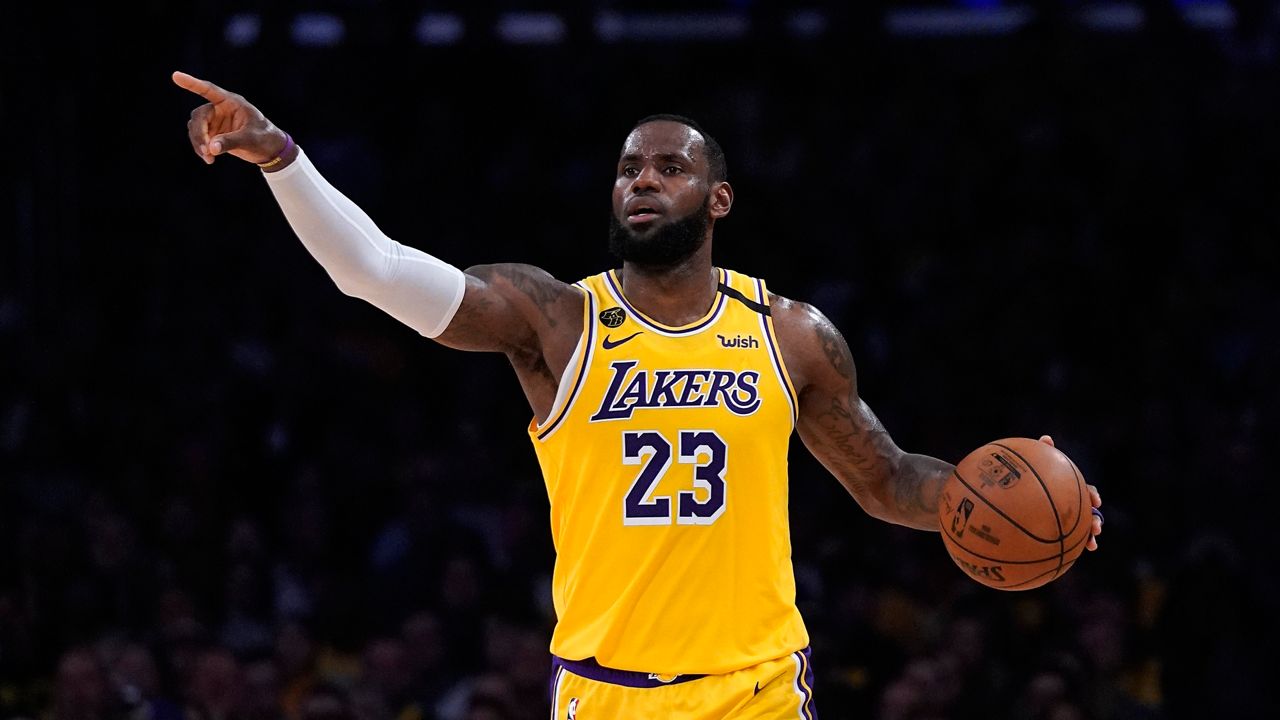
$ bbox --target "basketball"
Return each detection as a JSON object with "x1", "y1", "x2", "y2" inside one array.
[{"x1": 938, "y1": 438, "x2": 1090, "y2": 591}]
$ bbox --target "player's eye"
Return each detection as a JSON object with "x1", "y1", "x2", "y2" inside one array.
[
  {"x1": 622, "y1": 166, "x2": 639, "y2": 177},
  {"x1": 663, "y1": 166, "x2": 683, "y2": 175}
]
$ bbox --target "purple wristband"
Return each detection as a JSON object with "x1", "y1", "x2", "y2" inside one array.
[{"x1": 257, "y1": 133, "x2": 294, "y2": 169}]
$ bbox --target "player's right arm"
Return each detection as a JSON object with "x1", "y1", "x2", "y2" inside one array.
[{"x1": 173, "y1": 71, "x2": 580, "y2": 359}]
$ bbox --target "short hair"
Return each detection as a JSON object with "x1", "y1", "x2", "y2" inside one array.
[{"x1": 633, "y1": 114, "x2": 727, "y2": 183}]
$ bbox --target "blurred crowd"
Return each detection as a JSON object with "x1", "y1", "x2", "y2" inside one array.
[{"x1": 4, "y1": 2, "x2": 1279, "y2": 719}]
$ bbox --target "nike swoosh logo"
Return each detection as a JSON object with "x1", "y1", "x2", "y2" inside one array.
[
  {"x1": 754, "y1": 681, "x2": 762, "y2": 696},
  {"x1": 602, "y1": 331, "x2": 643, "y2": 349}
]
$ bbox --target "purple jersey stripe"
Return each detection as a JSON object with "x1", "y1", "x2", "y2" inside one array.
[
  {"x1": 548, "y1": 665, "x2": 565, "y2": 720},
  {"x1": 793, "y1": 647, "x2": 818, "y2": 719},
  {"x1": 755, "y1": 278, "x2": 798, "y2": 425},
  {"x1": 548, "y1": 664, "x2": 561, "y2": 706},
  {"x1": 552, "y1": 655, "x2": 706, "y2": 689}
]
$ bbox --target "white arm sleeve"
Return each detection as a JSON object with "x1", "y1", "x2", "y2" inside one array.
[{"x1": 262, "y1": 149, "x2": 466, "y2": 338}]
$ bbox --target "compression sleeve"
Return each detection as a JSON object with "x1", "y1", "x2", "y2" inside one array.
[{"x1": 262, "y1": 148, "x2": 466, "y2": 338}]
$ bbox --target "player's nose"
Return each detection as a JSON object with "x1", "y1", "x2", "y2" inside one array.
[{"x1": 630, "y1": 164, "x2": 662, "y2": 193}]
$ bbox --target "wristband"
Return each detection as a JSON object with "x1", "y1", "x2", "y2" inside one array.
[{"x1": 257, "y1": 133, "x2": 294, "y2": 169}]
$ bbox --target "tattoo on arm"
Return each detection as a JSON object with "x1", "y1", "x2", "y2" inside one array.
[
  {"x1": 798, "y1": 306, "x2": 949, "y2": 530},
  {"x1": 892, "y1": 452, "x2": 951, "y2": 522},
  {"x1": 441, "y1": 275, "x2": 501, "y2": 345},
  {"x1": 436, "y1": 263, "x2": 574, "y2": 353},
  {"x1": 817, "y1": 315, "x2": 854, "y2": 381},
  {"x1": 499, "y1": 264, "x2": 565, "y2": 329},
  {"x1": 807, "y1": 314, "x2": 896, "y2": 490}
]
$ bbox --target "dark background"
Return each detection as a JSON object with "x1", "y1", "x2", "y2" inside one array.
[{"x1": 3, "y1": 1, "x2": 1278, "y2": 719}]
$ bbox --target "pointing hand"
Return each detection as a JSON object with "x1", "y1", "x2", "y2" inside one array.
[{"x1": 173, "y1": 71, "x2": 289, "y2": 166}]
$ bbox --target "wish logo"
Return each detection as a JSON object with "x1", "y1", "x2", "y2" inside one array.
[{"x1": 717, "y1": 334, "x2": 759, "y2": 349}]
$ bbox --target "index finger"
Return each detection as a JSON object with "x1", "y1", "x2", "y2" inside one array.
[{"x1": 172, "y1": 71, "x2": 230, "y2": 103}]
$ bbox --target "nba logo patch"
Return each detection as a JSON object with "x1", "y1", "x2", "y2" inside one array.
[{"x1": 566, "y1": 697, "x2": 579, "y2": 719}]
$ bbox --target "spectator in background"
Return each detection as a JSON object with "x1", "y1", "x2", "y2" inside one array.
[
  {"x1": 1157, "y1": 533, "x2": 1273, "y2": 720},
  {"x1": 437, "y1": 673, "x2": 515, "y2": 720},
  {"x1": 399, "y1": 610, "x2": 451, "y2": 712},
  {"x1": 276, "y1": 620, "x2": 320, "y2": 720},
  {"x1": 155, "y1": 612, "x2": 211, "y2": 711},
  {"x1": 240, "y1": 654, "x2": 284, "y2": 720},
  {"x1": 49, "y1": 647, "x2": 110, "y2": 720},
  {"x1": 297, "y1": 683, "x2": 356, "y2": 720},
  {"x1": 878, "y1": 652, "x2": 963, "y2": 720},
  {"x1": 184, "y1": 647, "x2": 242, "y2": 720},
  {"x1": 220, "y1": 562, "x2": 276, "y2": 658},
  {"x1": 1010, "y1": 652, "x2": 1090, "y2": 720},
  {"x1": 355, "y1": 637, "x2": 422, "y2": 720},
  {"x1": 367, "y1": 480, "x2": 491, "y2": 631},
  {"x1": 110, "y1": 642, "x2": 184, "y2": 720}
]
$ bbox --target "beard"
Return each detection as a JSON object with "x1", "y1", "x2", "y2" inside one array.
[{"x1": 608, "y1": 194, "x2": 711, "y2": 269}]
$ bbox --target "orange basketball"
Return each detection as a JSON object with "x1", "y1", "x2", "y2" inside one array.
[{"x1": 938, "y1": 437, "x2": 1090, "y2": 590}]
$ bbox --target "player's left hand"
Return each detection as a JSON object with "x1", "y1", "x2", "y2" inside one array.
[{"x1": 1038, "y1": 435, "x2": 1102, "y2": 551}]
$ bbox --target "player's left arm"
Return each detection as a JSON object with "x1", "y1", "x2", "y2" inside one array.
[{"x1": 774, "y1": 297, "x2": 1103, "y2": 545}]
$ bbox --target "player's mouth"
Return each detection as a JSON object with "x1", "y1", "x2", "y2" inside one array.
[{"x1": 626, "y1": 204, "x2": 663, "y2": 225}]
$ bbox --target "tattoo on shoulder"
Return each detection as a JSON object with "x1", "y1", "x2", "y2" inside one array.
[
  {"x1": 469, "y1": 263, "x2": 574, "y2": 329},
  {"x1": 499, "y1": 264, "x2": 569, "y2": 326},
  {"x1": 810, "y1": 307, "x2": 855, "y2": 382}
]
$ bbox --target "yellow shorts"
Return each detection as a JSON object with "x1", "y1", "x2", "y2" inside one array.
[{"x1": 548, "y1": 648, "x2": 817, "y2": 720}]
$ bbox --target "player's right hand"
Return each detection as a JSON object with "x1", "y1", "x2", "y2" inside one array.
[
  {"x1": 173, "y1": 71, "x2": 288, "y2": 166},
  {"x1": 1040, "y1": 434, "x2": 1102, "y2": 551}
]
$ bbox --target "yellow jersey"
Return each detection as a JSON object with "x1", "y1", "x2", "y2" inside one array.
[{"x1": 528, "y1": 267, "x2": 809, "y2": 675}]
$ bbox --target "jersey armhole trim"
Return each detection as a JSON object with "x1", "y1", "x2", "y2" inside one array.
[
  {"x1": 755, "y1": 278, "x2": 799, "y2": 427},
  {"x1": 532, "y1": 282, "x2": 595, "y2": 441}
]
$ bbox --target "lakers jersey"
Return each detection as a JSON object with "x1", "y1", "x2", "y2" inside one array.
[{"x1": 528, "y1": 267, "x2": 809, "y2": 675}]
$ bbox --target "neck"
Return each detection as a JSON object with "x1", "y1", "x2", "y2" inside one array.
[{"x1": 619, "y1": 242, "x2": 718, "y2": 327}]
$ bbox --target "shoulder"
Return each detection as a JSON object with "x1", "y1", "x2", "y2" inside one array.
[
  {"x1": 769, "y1": 293, "x2": 847, "y2": 352},
  {"x1": 457, "y1": 262, "x2": 586, "y2": 344},
  {"x1": 768, "y1": 292, "x2": 856, "y2": 395},
  {"x1": 465, "y1": 263, "x2": 582, "y2": 298},
  {"x1": 769, "y1": 293, "x2": 825, "y2": 331},
  {"x1": 466, "y1": 262, "x2": 585, "y2": 312}
]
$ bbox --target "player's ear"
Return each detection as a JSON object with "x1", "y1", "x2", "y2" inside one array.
[{"x1": 710, "y1": 181, "x2": 733, "y2": 220}]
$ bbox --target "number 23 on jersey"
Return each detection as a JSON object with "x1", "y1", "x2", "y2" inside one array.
[{"x1": 622, "y1": 429, "x2": 727, "y2": 526}]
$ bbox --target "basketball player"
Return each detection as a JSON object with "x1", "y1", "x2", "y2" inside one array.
[{"x1": 174, "y1": 71, "x2": 1102, "y2": 719}]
